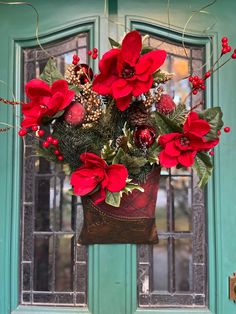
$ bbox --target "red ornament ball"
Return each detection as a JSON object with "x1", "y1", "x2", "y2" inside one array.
[
  {"x1": 18, "y1": 128, "x2": 27, "y2": 137},
  {"x1": 224, "y1": 126, "x2": 231, "y2": 133},
  {"x1": 54, "y1": 149, "x2": 60, "y2": 155},
  {"x1": 64, "y1": 102, "x2": 86, "y2": 126},
  {"x1": 156, "y1": 94, "x2": 176, "y2": 115},
  {"x1": 134, "y1": 125, "x2": 156, "y2": 149},
  {"x1": 74, "y1": 63, "x2": 93, "y2": 84},
  {"x1": 57, "y1": 155, "x2": 64, "y2": 161}
]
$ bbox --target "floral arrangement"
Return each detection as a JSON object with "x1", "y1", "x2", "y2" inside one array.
[{"x1": 2, "y1": 30, "x2": 233, "y2": 208}]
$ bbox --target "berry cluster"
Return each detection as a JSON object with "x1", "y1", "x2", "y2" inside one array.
[
  {"x1": 72, "y1": 55, "x2": 80, "y2": 65},
  {"x1": 221, "y1": 37, "x2": 232, "y2": 55},
  {"x1": 188, "y1": 75, "x2": 206, "y2": 95},
  {"x1": 189, "y1": 36, "x2": 236, "y2": 95},
  {"x1": 18, "y1": 126, "x2": 63, "y2": 161},
  {"x1": 88, "y1": 48, "x2": 98, "y2": 59},
  {"x1": 42, "y1": 136, "x2": 63, "y2": 161}
]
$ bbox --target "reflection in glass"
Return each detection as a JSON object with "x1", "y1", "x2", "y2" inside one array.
[
  {"x1": 21, "y1": 34, "x2": 88, "y2": 306},
  {"x1": 138, "y1": 34, "x2": 207, "y2": 308}
]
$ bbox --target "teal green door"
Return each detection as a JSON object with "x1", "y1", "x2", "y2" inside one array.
[{"x1": 0, "y1": 1, "x2": 236, "y2": 314}]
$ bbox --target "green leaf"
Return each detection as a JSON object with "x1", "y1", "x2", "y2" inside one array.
[
  {"x1": 52, "y1": 110, "x2": 65, "y2": 119},
  {"x1": 69, "y1": 84, "x2": 83, "y2": 94},
  {"x1": 112, "y1": 147, "x2": 125, "y2": 164},
  {"x1": 40, "y1": 58, "x2": 64, "y2": 85},
  {"x1": 121, "y1": 181, "x2": 144, "y2": 195},
  {"x1": 105, "y1": 180, "x2": 145, "y2": 207},
  {"x1": 168, "y1": 104, "x2": 188, "y2": 125},
  {"x1": 154, "y1": 111, "x2": 183, "y2": 134},
  {"x1": 101, "y1": 141, "x2": 117, "y2": 164},
  {"x1": 153, "y1": 70, "x2": 173, "y2": 83},
  {"x1": 105, "y1": 191, "x2": 121, "y2": 207},
  {"x1": 198, "y1": 107, "x2": 223, "y2": 140},
  {"x1": 141, "y1": 45, "x2": 153, "y2": 55},
  {"x1": 108, "y1": 37, "x2": 121, "y2": 48},
  {"x1": 193, "y1": 151, "x2": 213, "y2": 188},
  {"x1": 147, "y1": 143, "x2": 161, "y2": 165}
]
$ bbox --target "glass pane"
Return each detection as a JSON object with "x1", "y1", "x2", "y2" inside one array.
[
  {"x1": 20, "y1": 33, "x2": 88, "y2": 306},
  {"x1": 153, "y1": 240, "x2": 168, "y2": 291},
  {"x1": 138, "y1": 34, "x2": 207, "y2": 308}
]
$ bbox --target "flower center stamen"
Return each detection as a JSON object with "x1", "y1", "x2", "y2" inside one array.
[
  {"x1": 180, "y1": 136, "x2": 190, "y2": 146},
  {"x1": 122, "y1": 64, "x2": 135, "y2": 78}
]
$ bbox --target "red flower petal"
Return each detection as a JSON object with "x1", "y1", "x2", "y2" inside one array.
[
  {"x1": 92, "y1": 74, "x2": 117, "y2": 95},
  {"x1": 106, "y1": 164, "x2": 128, "y2": 192},
  {"x1": 116, "y1": 94, "x2": 132, "y2": 111},
  {"x1": 51, "y1": 80, "x2": 68, "y2": 95},
  {"x1": 98, "y1": 48, "x2": 120, "y2": 75},
  {"x1": 121, "y1": 31, "x2": 142, "y2": 66},
  {"x1": 137, "y1": 50, "x2": 166, "y2": 74},
  {"x1": 165, "y1": 141, "x2": 180, "y2": 157},
  {"x1": 186, "y1": 120, "x2": 210, "y2": 137},
  {"x1": 178, "y1": 151, "x2": 196, "y2": 167},
  {"x1": 158, "y1": 133, "x2": 181, "y2": 146},
  {"x1": 132, "y1": 77, "x2": 153, "y2": 97},
  {"x1": 93, "y1": 175, "x2": 109, "y2": 204},
  {"x1": 70, "y1": 167, "x2": 104, "y2": 196},
  {"x1": 159, "y1": 150, "x2": 178, "y2": 167},
  {"x1": 111, "y1": 78, "x2": 132, "y2": 98},
  {"x1": 25, "y1": 79, "x2": 51, "y2": 99},
  {"x1": 80, "y1": 153, "x2": 107, "y2": 168}
]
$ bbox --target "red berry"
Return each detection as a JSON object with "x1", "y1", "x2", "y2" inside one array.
[
  {"x1": 193, "y1": 75, "x2": 199, "y2": 81},
  {"x1": 222, "y1": 42, "x2": 228, "y2": 48},
  {"x1": 224, "y1": 126, "x2": 231, "y2": 133},
  {"x1": 217, "y1": 130, "x2": 221, "y2": 135},
  {"x1": 209, "y1": 151, "x2": 214, "y2": 156},
  {"x1": 232, "y1": 53, "x2": 236, "y2": 59},
  {"x1": 222, "y1": 47, "x2": 228, "y2": 54},
  {"x1": 201, "y1": 85, "x2": 206, "y2": 90},
  {"x1": 192, "y1": 89, "x2": 198, "y2": 95},
  {"x1": 92, "y1": 53, "x2": 98, "y2": 59},
  {"x1": 88, "y1": 50, "x2": 92, "y2": 55},
  {"x1": 198, "y1": 79, "x2": 204, "y2": 85},
  {"x1": 54, "y1": 149, "x2": 60, "y2": 155},
  {"x1": 18, "y1": 128, "x2": 27, "y2": 137},
  {"x1": 192, "y1": 80, "x2": 199, "y2": 87},
  {"x1": 204, "y1": 71, "x2": 211, "y2": 79},
  {"x1": 227, "y1": 46, "x2": 232, "y2": 52},
  {"x1": 93, "y1": 47, "x2": 98, "y2": 53},
  {"x1": 221, "y1": 36, "x2": 228, "y2": 43},
  {"x1": 47, "y1": 136, "x2": 53, "y2": 143},
  {"x1": 52, "y1": 138, "x2": 59, "y2": 146},
  {"x1": 38, "y1": 129, "x2": 45, "y2": 137},
  {"x1": 234, "y1": 48, "x2": 236, "y2": 53},
  {"x1": 57, "y1": 155, "x2": 64, "y2": 161},
  {"x1": 31, "y1": 125, "x2": 39, "y2": 131},
  {"x1": 42, "y1": 141, "x2": 50, "y2": 148},
  {"x1": 188, "y1": 76, "x2": 193, "y2": 82}
]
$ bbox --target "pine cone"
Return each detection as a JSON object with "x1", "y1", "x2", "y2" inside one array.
[
  {"x1": 116, "y1": 136, "x2": 128, "y2": 150},
  {"x1": 128, "y1": 102, "x2": 149, "y2": 126}
]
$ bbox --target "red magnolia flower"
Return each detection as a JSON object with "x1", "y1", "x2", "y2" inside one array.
[
  {"x1": 70, "y1": 153, "x2": 128, "y2": 204},
  {"x1": 92, "y1": 31, "x2": 166, "y2": 111},
  {"x1": 21, "y1": 79, "x2": 75, "y2": 128},
  {"x1": 158, "y1": 112, "x2": 219, "y2": 167}
]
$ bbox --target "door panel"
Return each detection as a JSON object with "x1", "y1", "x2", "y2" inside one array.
[{"x1": 0, "y1": 1, "x2": 236, "y2": 314}]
